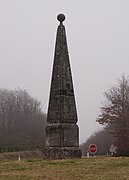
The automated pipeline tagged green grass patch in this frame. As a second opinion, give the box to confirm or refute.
[0,157,129,179]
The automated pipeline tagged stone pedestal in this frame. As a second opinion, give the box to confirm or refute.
[43,147,81,159]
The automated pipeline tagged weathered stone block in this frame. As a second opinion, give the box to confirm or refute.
[45,126,61,147]
[43,147,81,159]
[45,124,79,148]
[63,125,79,147]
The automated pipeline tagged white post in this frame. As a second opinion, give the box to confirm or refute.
[18,154,21,161]
[87,151,90,158]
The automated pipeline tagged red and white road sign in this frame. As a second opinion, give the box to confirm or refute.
[89,144,97,154]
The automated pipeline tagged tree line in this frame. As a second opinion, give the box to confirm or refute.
[2,75,129,156]
[80,127,113,156]
[0,88,46,151]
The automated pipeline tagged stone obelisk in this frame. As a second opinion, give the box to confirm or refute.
[44,14,81,159]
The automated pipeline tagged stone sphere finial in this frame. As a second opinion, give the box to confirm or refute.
[57,13,65,23]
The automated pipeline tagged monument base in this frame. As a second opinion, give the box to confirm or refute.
[43,147,82,159]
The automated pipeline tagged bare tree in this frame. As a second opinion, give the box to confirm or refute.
[0,88,46,148]
[97,75,129,156]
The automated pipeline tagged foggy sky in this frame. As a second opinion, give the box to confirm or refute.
[0,0,129,143]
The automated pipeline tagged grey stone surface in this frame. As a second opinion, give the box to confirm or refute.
[57,14,65,23]
[44,14,81,159]
[45,124,79,147]
[43,147,81,159]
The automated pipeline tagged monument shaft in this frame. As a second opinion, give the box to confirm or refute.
[44,14,81,159]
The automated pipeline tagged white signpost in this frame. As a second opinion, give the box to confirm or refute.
[110,144,117,156]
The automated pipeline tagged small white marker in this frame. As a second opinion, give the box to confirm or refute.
[18,154,21,161]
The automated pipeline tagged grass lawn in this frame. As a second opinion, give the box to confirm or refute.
[0,156,129,179]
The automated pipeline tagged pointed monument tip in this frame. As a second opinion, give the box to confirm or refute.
[57,13,65,23]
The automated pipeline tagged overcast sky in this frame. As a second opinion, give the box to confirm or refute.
[0,0,129,144]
